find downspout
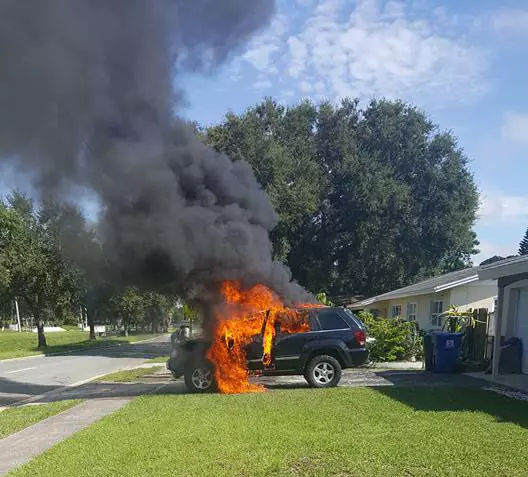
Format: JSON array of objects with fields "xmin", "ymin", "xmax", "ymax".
[{"xmin": 491, "ymin": 282, "xmax": 504, "ymax": 379}]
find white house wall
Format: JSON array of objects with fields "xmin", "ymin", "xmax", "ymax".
[
  {"xmin": 370, "ymin": 292, "xmax": 449, "ymax": 331},
  {"xmin": 448, "ymin": 280, "xmax": 497, "ymax": 313},
  {"xmin": 363, "ymin": 280, "xmax": 497, "ymax": 331}
]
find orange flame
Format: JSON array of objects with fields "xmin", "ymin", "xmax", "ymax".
[{"xmin": 206, "ymin": 281, "xmax": 312, "ymax": 394}]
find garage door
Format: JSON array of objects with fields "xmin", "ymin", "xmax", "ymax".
[{"xmin": 516, "ymin": 288, "xmax": 528, "ymax": 374}]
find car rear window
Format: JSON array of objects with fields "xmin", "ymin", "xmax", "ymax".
[
  {"xmin": 316, "ymin": 310, "xmax": 350, "ymax": 330},
  {"xmin": 343, "ymin": 308, "xmax": 366, "ymax": 330}
]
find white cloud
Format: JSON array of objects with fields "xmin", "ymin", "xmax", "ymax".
[
  {"xmin": 287, "ymin": 37, "xmax": 308, "ymax": 79},
  {"xmin": 313, "ymin": 80, "xmax": 326, "ymax": 94},
  {"xmin": 253, "ymin": 79, "xmax": 273, "ymax": 90},
  {"xmin": 299, "ymin": 80, "xmax": 313, "ymax": 93},
  {"xmin": 299, "ymin": 0, "xmax": 485, "ymax": 101},
  {"xmin": 384, "ymin": 0, "xmax": 405, "ymax": 19},
  {"xmin": 240, "ymin": 0, "xmax": 487, "ymax": 105},
  {"xmin": 492, "ymin": 9, "xmax": 528, "ymax": 35},
  {"xmin": 243, "ymin": 44, "xmax": 280, "ymax": 73},
  {"xmin": 501, "ymin": 112, "xmax": 528, "ymax": 145},
  {"xmin": 479, "ymin": 193, "xmax": 528, "ymax": 226},
  {"xmin": 242, "ymin": 14, "xmax": 288, "ymax": 74}
]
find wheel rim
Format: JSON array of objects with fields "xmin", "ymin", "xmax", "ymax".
[
  {"xmin": 191, "ymin": 367, "xmax": 213, "ymax": 390},
  {"xmin": 313, "ymin": 362, "xmax": 335, "ymax": 385}
]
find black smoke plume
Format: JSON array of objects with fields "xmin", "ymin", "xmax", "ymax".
[{"xmin": 0, "ymin": 0, "xmax": 310, "ymax": 303}]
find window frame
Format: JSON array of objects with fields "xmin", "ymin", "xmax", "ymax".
[
  {"xmin": 407, "ymin": 302, "xmax": 417, "ymax": 322},
  {"xmin": 391, "ymin": 304, "xmax": 402, "ymax": 319},
  {"xmin": 431, "ymin": 300, "xmax": 444, "ymax": 327},
  {"xmin": 315, "ymin": 310, "xmax": 350, "ymax": 331}
]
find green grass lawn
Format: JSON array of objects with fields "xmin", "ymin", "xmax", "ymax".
[
  {"xmin": 95, "ymin": 366, "xmax": 163, "ymax": 383},
  {"xmin": 8, "ymin": 387, "xmax": 528, "ymax": 477},
  {"xmin": 0, "ymin": 331, "xmax": 162, "ymax": 360},
  {"xmin": 0, "ymin": 401, "xmax": 81, "ymax": 439},
  {"xmin": 146, "ymin": 355, "xmax": 169, "ymax": 363}
]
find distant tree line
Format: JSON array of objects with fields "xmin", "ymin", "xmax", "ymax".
[{"xmin": 0, "ymin": 192, "xmax": 185, "ymax": 346}]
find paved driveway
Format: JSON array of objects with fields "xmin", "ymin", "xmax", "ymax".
[
  {"xmin": 10, "ymin": 366, "xmax": 493, "ymax": 406},
  {"xmin": 151, "ymin": 369, "xmax": 488, "ymax": 397},
  {"xmin": 253, "ymin": 369, "xmax": 486, "ymax": 390}
]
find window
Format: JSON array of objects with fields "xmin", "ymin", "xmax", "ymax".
[
  {"xmin": 275, "ymin": 310, "xmax": 312, "ymax": 334},
  {"xmin": 343, "ymin": 308, "xmax": 366, "ymax": 330},
  {"xmin": 316, "ymin": 310, "xmax": 349, "ymax": 330},
  {"xmin": 391, "ymin": 305, "xmax": 402, "ymax": 318},
  {"xmin": 407, "ymin": 303, "xmax": 417, "ymax": 321},
  {"xmin": 431, "ymin": 301, "xmax": 443, "ymax": 327}
]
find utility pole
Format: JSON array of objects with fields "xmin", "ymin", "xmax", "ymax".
[{"xmin": 14, "ymin": 298, "xmax": 21, "ymax": 332}]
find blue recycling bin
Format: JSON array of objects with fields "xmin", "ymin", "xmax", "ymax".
[{"xmin": 432, "ymin": 332, "xmax": 462, "ymax": 373}]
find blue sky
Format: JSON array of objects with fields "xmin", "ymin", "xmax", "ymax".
[
  {"xmin": 179, "ymin": 0, "xmax": 528, "ymax": 265},
  {"xmin": 1, "ymin": 0, "xmax": 526, "ymax": 265}
]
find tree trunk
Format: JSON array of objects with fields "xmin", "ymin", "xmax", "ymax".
[
  {"xmin": 37, "ymin": 321, "xmax": 47, "ymax": 348},
  {"xmin": 89, "ymin": 315, "xmax": 96, "ymax": 341}
]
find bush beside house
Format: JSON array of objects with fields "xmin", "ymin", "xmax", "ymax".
[{"xmin": 358, "ymin": 311, "xmax": 423, "ymax": 362}]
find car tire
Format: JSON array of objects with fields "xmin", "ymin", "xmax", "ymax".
[
  {"xmin": 304, "ymin": 354, "xmax": 342, "ymax": 388},
  {"xmin": 184, "ymin": 362, "xmax": 216, "ymax": 393}
]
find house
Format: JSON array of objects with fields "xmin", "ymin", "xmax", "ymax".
[
  {"xmin": 478, "ymin": 255, "xmax": 528, "ymax": 377},
  {"xmin": 351, "ymin": 266, "xmax": 497, "ymax": 331}
]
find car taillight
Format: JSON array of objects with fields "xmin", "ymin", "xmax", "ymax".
[{"xmin": 354, "ymin": 330, "xmax": 366, "ymax": 346}]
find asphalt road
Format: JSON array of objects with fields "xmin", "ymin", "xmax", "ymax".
[{"xmin": 0, "ymin": 335, "xmax": 170, "ymax": 406}]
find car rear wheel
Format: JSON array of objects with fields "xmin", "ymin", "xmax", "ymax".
[
  {"xmin": 184, "ymin": 362, "xmax": 216, "ymax": 393},
  {"xmin": 304, "ymin": 355, "xmax": 342, "ymax": 388}
]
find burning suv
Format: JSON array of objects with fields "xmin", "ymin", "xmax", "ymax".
[{"xmin": 167, "ymin": 307, "xmax": 368, "ymax": 393}]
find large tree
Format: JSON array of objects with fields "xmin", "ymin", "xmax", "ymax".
[
  {"xmin": 1, "ymin": 193, "xmax": 70, "ymax": 346},
  {"xmin": 204, "ymin": 98, "xmax": 479, "ymax": 299},
  {"xmin": 520, "ymin": 227, "xmax": 528, "ymax": 256},
  {"xmin": 1, "ymin": 193, "xmax": 97, "ymax": 346}
]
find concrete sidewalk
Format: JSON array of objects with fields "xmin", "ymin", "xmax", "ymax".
[{"xmin": 0, "ymin": 398, "xmax": 131, "ymax": 476}]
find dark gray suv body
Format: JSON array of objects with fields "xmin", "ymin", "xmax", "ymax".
[{"xmin": 167, "ymin": 307, "xmax": 368, "ymax": 392}]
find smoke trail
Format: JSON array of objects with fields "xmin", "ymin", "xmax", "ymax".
[{"xmin": 0, "ymin": 0, "xmax": 309, "ymax": 303}]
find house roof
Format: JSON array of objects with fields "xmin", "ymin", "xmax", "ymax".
[
  {"xmin": 353, "ymin": 266, "xmax": 486, "ymax": 308},
  {"xmin": 478, "ymin": 255, "xmax": 528, "ymax": 280}
]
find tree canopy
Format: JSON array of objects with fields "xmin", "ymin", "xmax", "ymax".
[{"xmin": 204, "ymin": 98, "xmax": 479, "ymax": 300}]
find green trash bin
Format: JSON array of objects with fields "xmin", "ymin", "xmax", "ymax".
[{"xmin": 424, "ymin": 333, "xmax": 433, "ymax": 371}]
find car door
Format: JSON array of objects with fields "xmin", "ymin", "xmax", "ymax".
[
  {"xmin": 246, "ymin": 335, "xmax": 264, "ymax": 371},
  {"xmin": 272, "ymin": 311, "xmax": 318, "ymax": 371},
  {"xmin": 245, "ymin": 312, "xmax": 269, "ymax": 371}
]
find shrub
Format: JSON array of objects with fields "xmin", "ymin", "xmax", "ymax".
[{"xmin": 358, "ymin": 311, "xmax": 423, "ymax": 362}]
